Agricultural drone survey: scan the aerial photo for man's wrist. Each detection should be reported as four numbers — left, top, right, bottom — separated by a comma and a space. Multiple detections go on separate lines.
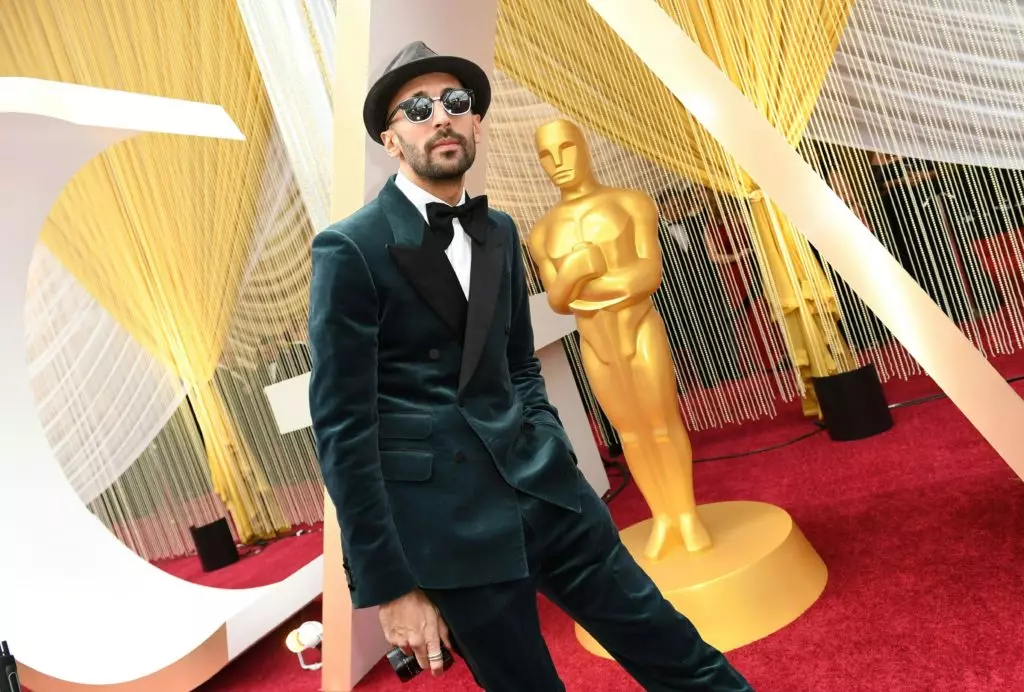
351, 565, 419, 609
381, 587, 419, 608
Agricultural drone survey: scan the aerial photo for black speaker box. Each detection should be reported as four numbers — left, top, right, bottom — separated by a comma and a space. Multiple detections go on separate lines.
190, 517, 240, 572
811, 363, 894, 441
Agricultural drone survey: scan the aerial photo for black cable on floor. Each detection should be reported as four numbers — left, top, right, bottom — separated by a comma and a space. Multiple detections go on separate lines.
693, 421, 828, 463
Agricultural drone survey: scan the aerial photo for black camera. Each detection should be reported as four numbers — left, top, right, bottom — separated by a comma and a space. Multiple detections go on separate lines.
386, 644, 454, 682
1, 641, 21, 692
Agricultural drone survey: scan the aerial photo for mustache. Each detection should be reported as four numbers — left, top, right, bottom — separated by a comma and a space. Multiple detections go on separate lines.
427, 130, 467, 150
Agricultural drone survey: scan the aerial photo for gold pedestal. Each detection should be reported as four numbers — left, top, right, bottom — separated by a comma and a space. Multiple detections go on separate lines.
576, 501, 827, 657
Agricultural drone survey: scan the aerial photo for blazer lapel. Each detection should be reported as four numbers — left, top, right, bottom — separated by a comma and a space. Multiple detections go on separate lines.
381, 179, 467, 339
458, 216, 505, 394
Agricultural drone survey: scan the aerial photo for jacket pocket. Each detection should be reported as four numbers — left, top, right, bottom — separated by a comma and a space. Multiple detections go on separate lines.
379, 413, 432, 454
380, 449, 433, 482
379, 412, 432, 440
378, 413, 433, 476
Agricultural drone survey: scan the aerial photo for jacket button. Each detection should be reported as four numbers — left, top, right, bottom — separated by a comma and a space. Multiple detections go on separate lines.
453, 451, 466, 463
429, 348, 440, 360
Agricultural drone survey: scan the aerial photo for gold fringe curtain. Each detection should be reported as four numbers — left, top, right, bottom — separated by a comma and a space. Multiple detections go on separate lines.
496, 0, 858, 415
0, 0, 288, 541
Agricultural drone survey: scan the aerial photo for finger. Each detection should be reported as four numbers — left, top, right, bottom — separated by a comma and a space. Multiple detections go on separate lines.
426, 638, 445, 677
424, 624, 445, 676
410, 637, 429, 673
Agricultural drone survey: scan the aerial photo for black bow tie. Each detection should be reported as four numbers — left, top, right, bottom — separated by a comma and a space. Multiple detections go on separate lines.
426, 194, 488, 249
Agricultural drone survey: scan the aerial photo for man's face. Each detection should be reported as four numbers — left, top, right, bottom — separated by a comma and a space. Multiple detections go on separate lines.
381, 72, 481, 182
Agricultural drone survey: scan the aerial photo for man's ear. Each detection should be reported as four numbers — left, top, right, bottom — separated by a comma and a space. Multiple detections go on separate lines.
472, 115, 482, 143
381, 130, 400, 158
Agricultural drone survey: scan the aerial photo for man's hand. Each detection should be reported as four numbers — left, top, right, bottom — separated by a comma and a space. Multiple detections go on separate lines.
379, 589, 452, 677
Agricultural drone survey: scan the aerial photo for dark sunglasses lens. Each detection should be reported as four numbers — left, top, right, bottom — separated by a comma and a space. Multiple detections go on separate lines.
404, 97, 433, 122
443, 90, 472, 115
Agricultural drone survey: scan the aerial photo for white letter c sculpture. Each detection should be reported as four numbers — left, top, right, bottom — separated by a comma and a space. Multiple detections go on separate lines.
0, 77, 323, 690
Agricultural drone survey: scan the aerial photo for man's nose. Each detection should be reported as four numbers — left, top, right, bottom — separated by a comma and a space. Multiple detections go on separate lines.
432, 103, 451, 127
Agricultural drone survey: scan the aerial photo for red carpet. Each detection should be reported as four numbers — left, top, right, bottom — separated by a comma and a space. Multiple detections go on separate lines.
188, 356, 1024, 690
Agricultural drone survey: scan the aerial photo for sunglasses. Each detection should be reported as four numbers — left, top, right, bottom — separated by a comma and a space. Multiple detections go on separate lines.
387, 88, 474, 126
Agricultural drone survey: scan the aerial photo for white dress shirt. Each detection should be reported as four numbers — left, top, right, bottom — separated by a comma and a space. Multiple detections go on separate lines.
394, 171, 473, 299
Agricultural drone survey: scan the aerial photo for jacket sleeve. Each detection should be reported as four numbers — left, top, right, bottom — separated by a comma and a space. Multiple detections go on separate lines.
307, 227, 417, 609
504, 215, 564, 430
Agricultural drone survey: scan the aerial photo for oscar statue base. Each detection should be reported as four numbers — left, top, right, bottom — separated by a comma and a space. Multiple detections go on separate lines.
575, 501, 827, 657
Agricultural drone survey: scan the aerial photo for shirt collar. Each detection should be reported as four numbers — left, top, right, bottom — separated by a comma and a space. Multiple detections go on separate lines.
394, 171, 467, 223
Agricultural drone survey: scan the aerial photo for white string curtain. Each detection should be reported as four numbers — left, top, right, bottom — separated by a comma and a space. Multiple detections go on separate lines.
23, 248, 188, 505
236, 0, 335, 232
808, 0, 1024, 170
226, 123, 318, 357
211, 121, 328, 529
801, 0, 1024, 383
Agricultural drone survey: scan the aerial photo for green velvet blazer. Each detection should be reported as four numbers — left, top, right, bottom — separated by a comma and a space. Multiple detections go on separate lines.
307, 176, 581, 609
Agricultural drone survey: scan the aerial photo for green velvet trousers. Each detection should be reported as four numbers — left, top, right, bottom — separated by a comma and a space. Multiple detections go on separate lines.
426, 471, 755, 691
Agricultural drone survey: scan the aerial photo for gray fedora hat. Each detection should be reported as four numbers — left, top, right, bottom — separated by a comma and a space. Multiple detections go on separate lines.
362, 41, 492, 145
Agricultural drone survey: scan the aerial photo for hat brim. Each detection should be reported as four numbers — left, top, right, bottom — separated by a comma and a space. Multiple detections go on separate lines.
362, 55, 492, 145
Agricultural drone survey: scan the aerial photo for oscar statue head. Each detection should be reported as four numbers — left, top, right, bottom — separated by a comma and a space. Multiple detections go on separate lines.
535, 119, 594, 193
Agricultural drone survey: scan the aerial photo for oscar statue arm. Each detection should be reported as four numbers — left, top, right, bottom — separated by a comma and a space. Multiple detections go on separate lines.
506, 215, 563, 428
579, 192, 663, 301
529, 218, 603, 314
307, 227, 417, 609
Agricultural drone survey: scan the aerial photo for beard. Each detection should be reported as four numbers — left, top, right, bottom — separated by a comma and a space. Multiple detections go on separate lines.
396, 128, 476, 181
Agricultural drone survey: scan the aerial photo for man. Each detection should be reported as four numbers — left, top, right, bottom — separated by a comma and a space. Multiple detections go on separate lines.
307, 41, 753, 691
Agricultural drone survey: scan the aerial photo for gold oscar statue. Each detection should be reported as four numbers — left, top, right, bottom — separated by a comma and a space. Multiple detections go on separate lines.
530, 119, 828, 657
528, 126, 710, 560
